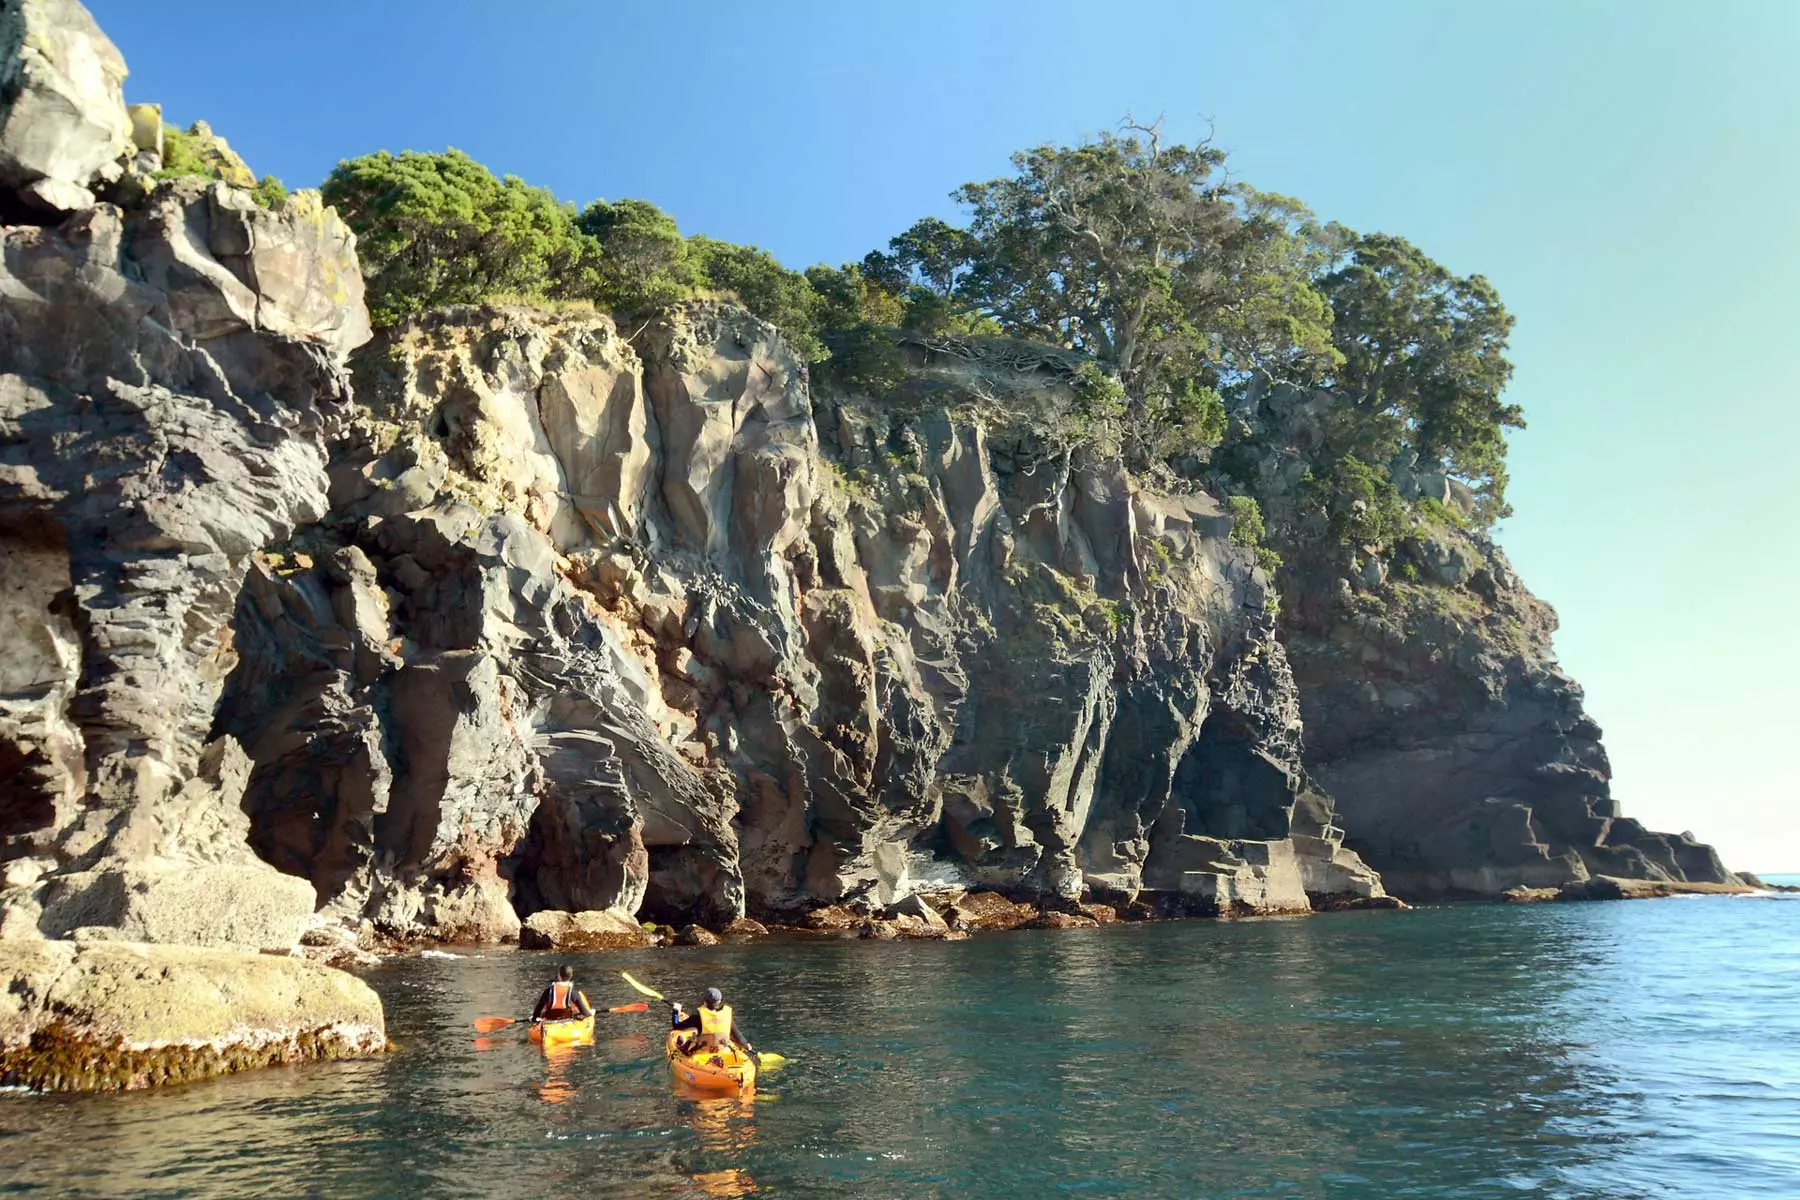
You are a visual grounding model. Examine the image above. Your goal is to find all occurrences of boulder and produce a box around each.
[1024,910,1100,931]
[885,893,950,931]
[35,861,313,951]
[673,924,720,947]
[799,905,860,933]
[519,909,653,951]
[946,891,1035,932]
[719,917,768,940]
[0,938,385,1092]
[0,0,132,211]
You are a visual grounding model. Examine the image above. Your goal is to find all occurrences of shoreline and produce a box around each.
[347,875,1766,963]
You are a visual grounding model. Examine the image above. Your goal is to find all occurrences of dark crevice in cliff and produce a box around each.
[1173,710,1294,841]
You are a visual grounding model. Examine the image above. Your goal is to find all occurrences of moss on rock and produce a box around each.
[0,939,386,1092]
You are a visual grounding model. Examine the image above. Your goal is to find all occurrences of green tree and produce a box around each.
[805,262,906,329]
[578,198,698,310]
[688,235,826,359]
[1319,233,1522,514]
[952,122,1340,390]
[321,149,600,326]
[905,120,1340,460]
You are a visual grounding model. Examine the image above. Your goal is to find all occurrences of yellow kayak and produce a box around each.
[529,1014,596,1047]
[666,1029,756,1095]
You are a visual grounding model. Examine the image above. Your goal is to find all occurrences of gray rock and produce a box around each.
[1222,384,1739,899]
[0,125,369,945]
[0,0,131,210]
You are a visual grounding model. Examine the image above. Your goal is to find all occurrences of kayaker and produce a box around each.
[671,986,757,1062]
[532,966,595,1023]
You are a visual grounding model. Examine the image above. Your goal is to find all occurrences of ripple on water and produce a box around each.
[2,898,1798,1197]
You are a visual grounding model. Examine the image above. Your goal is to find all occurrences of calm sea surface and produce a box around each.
[3,883,1797,1198]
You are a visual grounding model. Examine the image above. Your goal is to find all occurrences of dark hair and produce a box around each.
[558,966,573,981]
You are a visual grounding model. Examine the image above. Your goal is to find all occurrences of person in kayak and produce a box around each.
[532,966,595,1023]
[671,986,757,1062]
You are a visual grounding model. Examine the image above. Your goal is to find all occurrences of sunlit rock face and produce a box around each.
[200,301,1384,938]
[1,0,1727,952]
[0,0,372,946]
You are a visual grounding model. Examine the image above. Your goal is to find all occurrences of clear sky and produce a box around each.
[86,0,1800,872]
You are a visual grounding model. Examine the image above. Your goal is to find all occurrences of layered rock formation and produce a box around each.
[0,0,371,949]
[211,302,1387,940]
[1225,383,1741,898]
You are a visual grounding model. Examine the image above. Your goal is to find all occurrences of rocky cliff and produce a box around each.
[1225,382,1741,898]
[204,303,1389,940]
[0,0,1737,957]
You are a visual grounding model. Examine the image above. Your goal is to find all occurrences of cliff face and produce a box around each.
[1227,383,1740,898]
[202,304,1386,939]
[0,0,1737,953]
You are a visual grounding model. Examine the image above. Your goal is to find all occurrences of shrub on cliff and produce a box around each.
[156,119,286,209]
[578,197,698,311]
[322,150,601,326]
[687,236,827,360]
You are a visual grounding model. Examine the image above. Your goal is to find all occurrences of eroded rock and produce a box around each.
[0,938,385,1091]
[520,909,653,951]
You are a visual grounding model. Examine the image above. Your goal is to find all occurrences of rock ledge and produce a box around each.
[0,939,386,1092]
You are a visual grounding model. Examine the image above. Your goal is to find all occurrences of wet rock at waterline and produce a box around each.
[520,909,654,951]
[0,939,386,1092]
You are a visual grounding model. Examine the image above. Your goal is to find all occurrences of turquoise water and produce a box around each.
[4,888,1798,1198]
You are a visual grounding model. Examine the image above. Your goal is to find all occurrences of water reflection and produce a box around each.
[677,1095,760,1196]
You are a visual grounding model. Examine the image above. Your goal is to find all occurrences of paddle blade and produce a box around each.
[620,971,664,1001]
[758,1052,788,1069]
[472,1016,516,1033]
[606,1002,650,1013]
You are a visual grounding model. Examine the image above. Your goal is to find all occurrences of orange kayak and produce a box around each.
[529,1015,596,1047]
[665,1029,756,1095]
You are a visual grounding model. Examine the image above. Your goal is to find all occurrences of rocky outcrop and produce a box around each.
[0,0,132,215]
[0,0,1731,963]
[0,9,371,945]
[0,938,385,1091]
[1225,383,1741,898]
[198,301,1387,938]
[520,908,654,950]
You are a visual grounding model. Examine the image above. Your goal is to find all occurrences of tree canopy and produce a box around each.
[315,127,1522,524]
[321,149,599,326]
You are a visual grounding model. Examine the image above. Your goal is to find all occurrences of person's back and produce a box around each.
[673,986,753,1063]
[533,966,593,1022]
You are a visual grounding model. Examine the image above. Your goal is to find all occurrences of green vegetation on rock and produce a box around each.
[314,121,1522,547]
[156,119,287,209]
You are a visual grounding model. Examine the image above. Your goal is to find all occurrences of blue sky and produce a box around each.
[87,0,1800,871]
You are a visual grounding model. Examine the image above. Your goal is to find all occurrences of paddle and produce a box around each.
[472,1001,647,1033]
[619,971,787,1068]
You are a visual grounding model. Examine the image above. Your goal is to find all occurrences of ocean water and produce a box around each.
[3,887,1797,1199]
